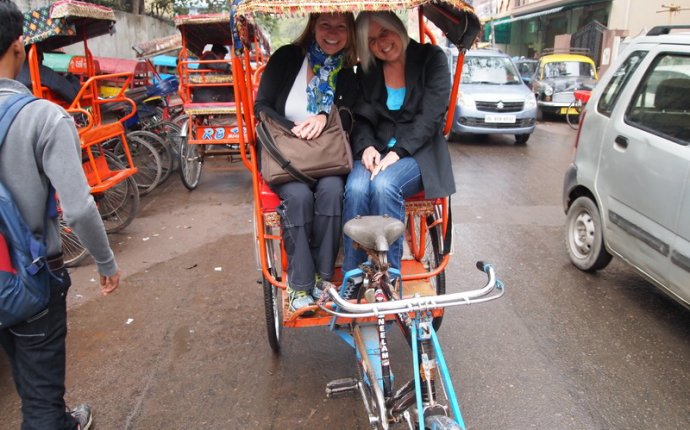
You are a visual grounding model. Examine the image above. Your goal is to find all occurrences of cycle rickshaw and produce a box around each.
[232,1,505,429]
[174,12,265,190]
[23,0,141,266]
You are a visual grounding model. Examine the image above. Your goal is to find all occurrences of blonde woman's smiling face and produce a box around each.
[314,14,349,55]
[367,20,403,63]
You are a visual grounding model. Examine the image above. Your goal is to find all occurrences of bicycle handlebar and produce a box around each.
[319,261,504,318]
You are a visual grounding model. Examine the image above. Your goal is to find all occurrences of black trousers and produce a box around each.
[0,268,78,430]
[273,176,344,291]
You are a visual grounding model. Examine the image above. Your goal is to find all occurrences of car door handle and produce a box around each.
[614,135,629,149]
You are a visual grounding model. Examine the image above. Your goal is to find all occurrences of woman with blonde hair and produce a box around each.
[342,11,455,274]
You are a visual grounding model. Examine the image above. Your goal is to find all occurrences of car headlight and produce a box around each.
[457,92,475,110]
[524,94,537,109]
[543,85,554,96]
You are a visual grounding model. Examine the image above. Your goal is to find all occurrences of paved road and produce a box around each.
[2,121,688,429]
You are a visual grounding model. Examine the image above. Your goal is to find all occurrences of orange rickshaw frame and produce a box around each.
[229,0,480,331]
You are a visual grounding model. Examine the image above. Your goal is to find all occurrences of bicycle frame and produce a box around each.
[322,260,503,429]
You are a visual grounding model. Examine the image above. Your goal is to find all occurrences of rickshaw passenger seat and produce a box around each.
[344,216,405,252]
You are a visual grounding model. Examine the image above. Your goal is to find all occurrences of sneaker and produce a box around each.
[288,287,314,312]
[69,404,93,430]
[312,278,335,300]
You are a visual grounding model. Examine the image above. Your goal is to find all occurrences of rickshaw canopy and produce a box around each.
[174,13,234,57]
[22,0,116,52]
[232,0,479,50]
[132,34,182,58]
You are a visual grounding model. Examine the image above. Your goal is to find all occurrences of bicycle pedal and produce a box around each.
[326,378,359,398]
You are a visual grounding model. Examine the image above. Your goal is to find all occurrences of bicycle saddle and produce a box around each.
[344,215,404,252]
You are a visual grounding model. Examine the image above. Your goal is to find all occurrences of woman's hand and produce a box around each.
[292,114,327,140]
[362,146,381,172]
[370,151,400,180]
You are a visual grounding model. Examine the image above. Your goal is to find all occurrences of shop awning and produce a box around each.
[490,6,564,26]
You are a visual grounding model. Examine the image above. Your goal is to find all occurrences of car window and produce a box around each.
[462,56,522,85]
[597,50,647,117]
[516,61,537,77]
[543,61,595,78]
[625,53,690,145]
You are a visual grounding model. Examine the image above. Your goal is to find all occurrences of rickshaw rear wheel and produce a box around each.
[129,129,175,184]
[60,215,89,267]
[119,135,162,196]
[262,268,282,353]
[410,214,446,331]
[96,153,141,234]
[178,135,203,190]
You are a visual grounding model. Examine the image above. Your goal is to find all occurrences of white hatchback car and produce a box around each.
[563,26,690,308]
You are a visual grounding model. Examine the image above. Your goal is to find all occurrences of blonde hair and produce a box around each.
[293,12,358,67]
[356,11,410,73]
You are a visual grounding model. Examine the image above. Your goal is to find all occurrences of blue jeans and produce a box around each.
[342,157,423,272]
[0,268,79,430]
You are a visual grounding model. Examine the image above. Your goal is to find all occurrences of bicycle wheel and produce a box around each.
[566,100,581,130]
[128,129,174,184]
[60,215,89,268]
[117,135,162,196]
[95,152,140,234]
[151,120,182,172]
[178,134,203,190]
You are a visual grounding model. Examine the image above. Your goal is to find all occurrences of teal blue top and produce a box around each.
[386,86,406,147]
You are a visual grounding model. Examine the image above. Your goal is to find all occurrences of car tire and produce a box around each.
[515,134,530,145]
[565,196,613,272]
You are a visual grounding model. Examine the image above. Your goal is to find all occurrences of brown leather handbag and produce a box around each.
[256,109,353,187]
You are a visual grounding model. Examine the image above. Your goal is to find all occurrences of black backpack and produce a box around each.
[0,93,55,328]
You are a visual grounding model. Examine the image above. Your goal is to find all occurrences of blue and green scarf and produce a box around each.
[306,40,344,114]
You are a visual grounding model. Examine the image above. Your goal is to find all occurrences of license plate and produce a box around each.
[484,114,516,123]
[560,107,579,115]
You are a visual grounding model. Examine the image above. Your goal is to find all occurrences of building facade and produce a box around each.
[474,0,690,65]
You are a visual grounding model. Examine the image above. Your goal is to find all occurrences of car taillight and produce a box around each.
[574,109,587,149]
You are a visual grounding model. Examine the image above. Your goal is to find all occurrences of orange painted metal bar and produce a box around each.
[444,52,464,136]
[234,53,253,171]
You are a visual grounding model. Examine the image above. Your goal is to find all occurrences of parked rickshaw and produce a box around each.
[233,1,505,429]
[174,12,268,189]
[23,0,140,265]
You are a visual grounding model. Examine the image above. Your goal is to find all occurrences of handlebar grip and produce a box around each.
[476,261,488,272]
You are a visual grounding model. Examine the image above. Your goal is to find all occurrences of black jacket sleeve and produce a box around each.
[253,45,301,129]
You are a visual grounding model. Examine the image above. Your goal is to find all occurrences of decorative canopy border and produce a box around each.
[234,0,474,17]
[50,0,116,21]
[175,13,231,27]
[133,34,182,58]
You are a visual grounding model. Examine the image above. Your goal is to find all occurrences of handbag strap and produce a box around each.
[256,115,317,188]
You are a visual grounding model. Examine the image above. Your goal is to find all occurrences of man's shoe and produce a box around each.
[288,287,315,312]
[69,404,93,430]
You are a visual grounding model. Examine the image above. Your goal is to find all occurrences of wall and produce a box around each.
[609,0,690,38]
[16,0,176,59]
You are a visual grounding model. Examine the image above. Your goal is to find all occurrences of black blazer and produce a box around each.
[254,44,358,133]
[351,40,455,199]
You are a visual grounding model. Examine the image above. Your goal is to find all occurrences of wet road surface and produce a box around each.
[1,121,688,429]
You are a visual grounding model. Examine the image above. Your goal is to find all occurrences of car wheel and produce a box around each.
[565,196,612,272]
[515,134,530,145]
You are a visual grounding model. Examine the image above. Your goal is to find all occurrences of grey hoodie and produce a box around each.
[0,78,116,276]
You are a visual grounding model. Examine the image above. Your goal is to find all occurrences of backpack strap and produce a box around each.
[0,94,38,147]
[0,93,56,230]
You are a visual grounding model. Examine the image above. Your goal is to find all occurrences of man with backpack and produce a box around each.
[0,1,121,429]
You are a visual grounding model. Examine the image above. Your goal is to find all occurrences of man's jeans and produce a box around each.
[342,158,422,272]
[0,268,79,430]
